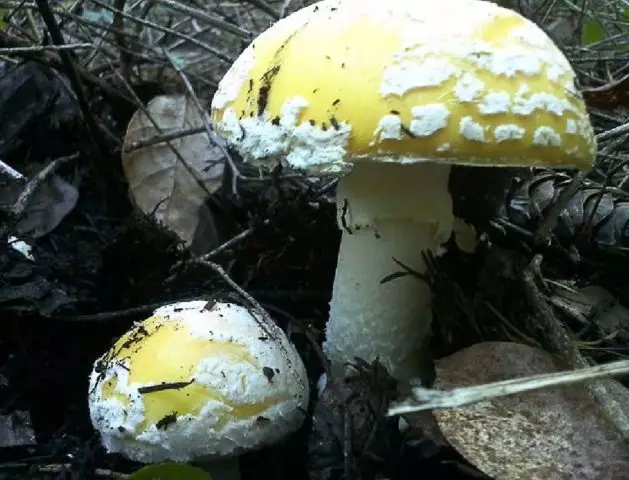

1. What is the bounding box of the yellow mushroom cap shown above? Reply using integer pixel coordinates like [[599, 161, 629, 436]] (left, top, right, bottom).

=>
[[210, 0, 596, 174], [88, 300, 309, 463]]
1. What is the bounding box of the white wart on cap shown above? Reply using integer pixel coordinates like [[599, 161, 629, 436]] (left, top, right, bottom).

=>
[[88, 300, 310, 463]]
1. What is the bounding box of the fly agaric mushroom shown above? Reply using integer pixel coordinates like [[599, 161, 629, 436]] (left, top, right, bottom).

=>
[[88, 300, 309, 464], [209, 0, 596, 379]]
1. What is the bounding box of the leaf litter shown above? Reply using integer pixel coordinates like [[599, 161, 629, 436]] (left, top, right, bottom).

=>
[[1, 0, 629, 479]]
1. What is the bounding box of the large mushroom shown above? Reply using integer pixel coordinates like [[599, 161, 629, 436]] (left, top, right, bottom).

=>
[[88, 300, 309, 465], [210, 0, 596, 379]]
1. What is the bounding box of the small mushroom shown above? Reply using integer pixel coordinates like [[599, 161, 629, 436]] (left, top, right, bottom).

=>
[[88, 300, 309, 464], [210, 0, 596, 379]]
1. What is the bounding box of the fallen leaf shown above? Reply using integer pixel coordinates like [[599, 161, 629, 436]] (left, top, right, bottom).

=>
[[582, 73, 629, 110], [122, 94, 224, 253], [433, 341, 629, 480], [581, 17, 607, 46], [15, 175, 79, 238], [0, 162, 79, 238]]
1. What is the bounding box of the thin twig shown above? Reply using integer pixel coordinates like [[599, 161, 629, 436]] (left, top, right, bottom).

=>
[[597, 121, 629, 142], [242, 0, 279, 19], [387, 358, 629, 415], [0, 153, 78, 238], [0, 159, 25, 180], [150, 0, 252, 38], [12, 153, 77, 220], [56, 300, 180, 322], [87, 0, 235, 64], [199, 260, 289, 349], [34, 0, 108, 159], [165, 48, 236, 194], [0, 30, 134, 105], [196, 225, 256, 261], [533, 169, 589, 244], [112, 0, 131, 80], [122, 126, 205, 153], [0, 42, 93, 53], [279, 0, 294, 18]]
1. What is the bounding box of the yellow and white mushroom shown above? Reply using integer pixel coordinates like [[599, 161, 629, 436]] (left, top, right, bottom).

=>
[[210, 0, 596, 379], [88, 300, 309, 464]]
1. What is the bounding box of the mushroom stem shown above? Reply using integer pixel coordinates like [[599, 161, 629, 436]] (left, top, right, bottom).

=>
[[323, 161, 454, 380]]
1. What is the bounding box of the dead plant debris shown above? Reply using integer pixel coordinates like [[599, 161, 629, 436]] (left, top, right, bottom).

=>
[[1, 0, 629, 479]]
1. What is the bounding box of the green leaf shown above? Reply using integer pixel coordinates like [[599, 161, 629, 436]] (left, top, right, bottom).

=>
[[581, 17, 607, 45], [128, 463, 213, 480], [0, 9, 7, 30]]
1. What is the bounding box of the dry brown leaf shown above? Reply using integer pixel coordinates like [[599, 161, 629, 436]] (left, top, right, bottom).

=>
[[15, 175, 79, 238], [122, 94, 224, 253], [582, 73, 629, 110], [0, 162, 79, 239], [433, 341, 629, 480]]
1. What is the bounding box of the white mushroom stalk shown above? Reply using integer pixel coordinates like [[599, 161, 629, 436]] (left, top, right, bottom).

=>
[[210, 0, 596, 380], [88, 300, 309, 464], [326, 161, 453, 379]]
